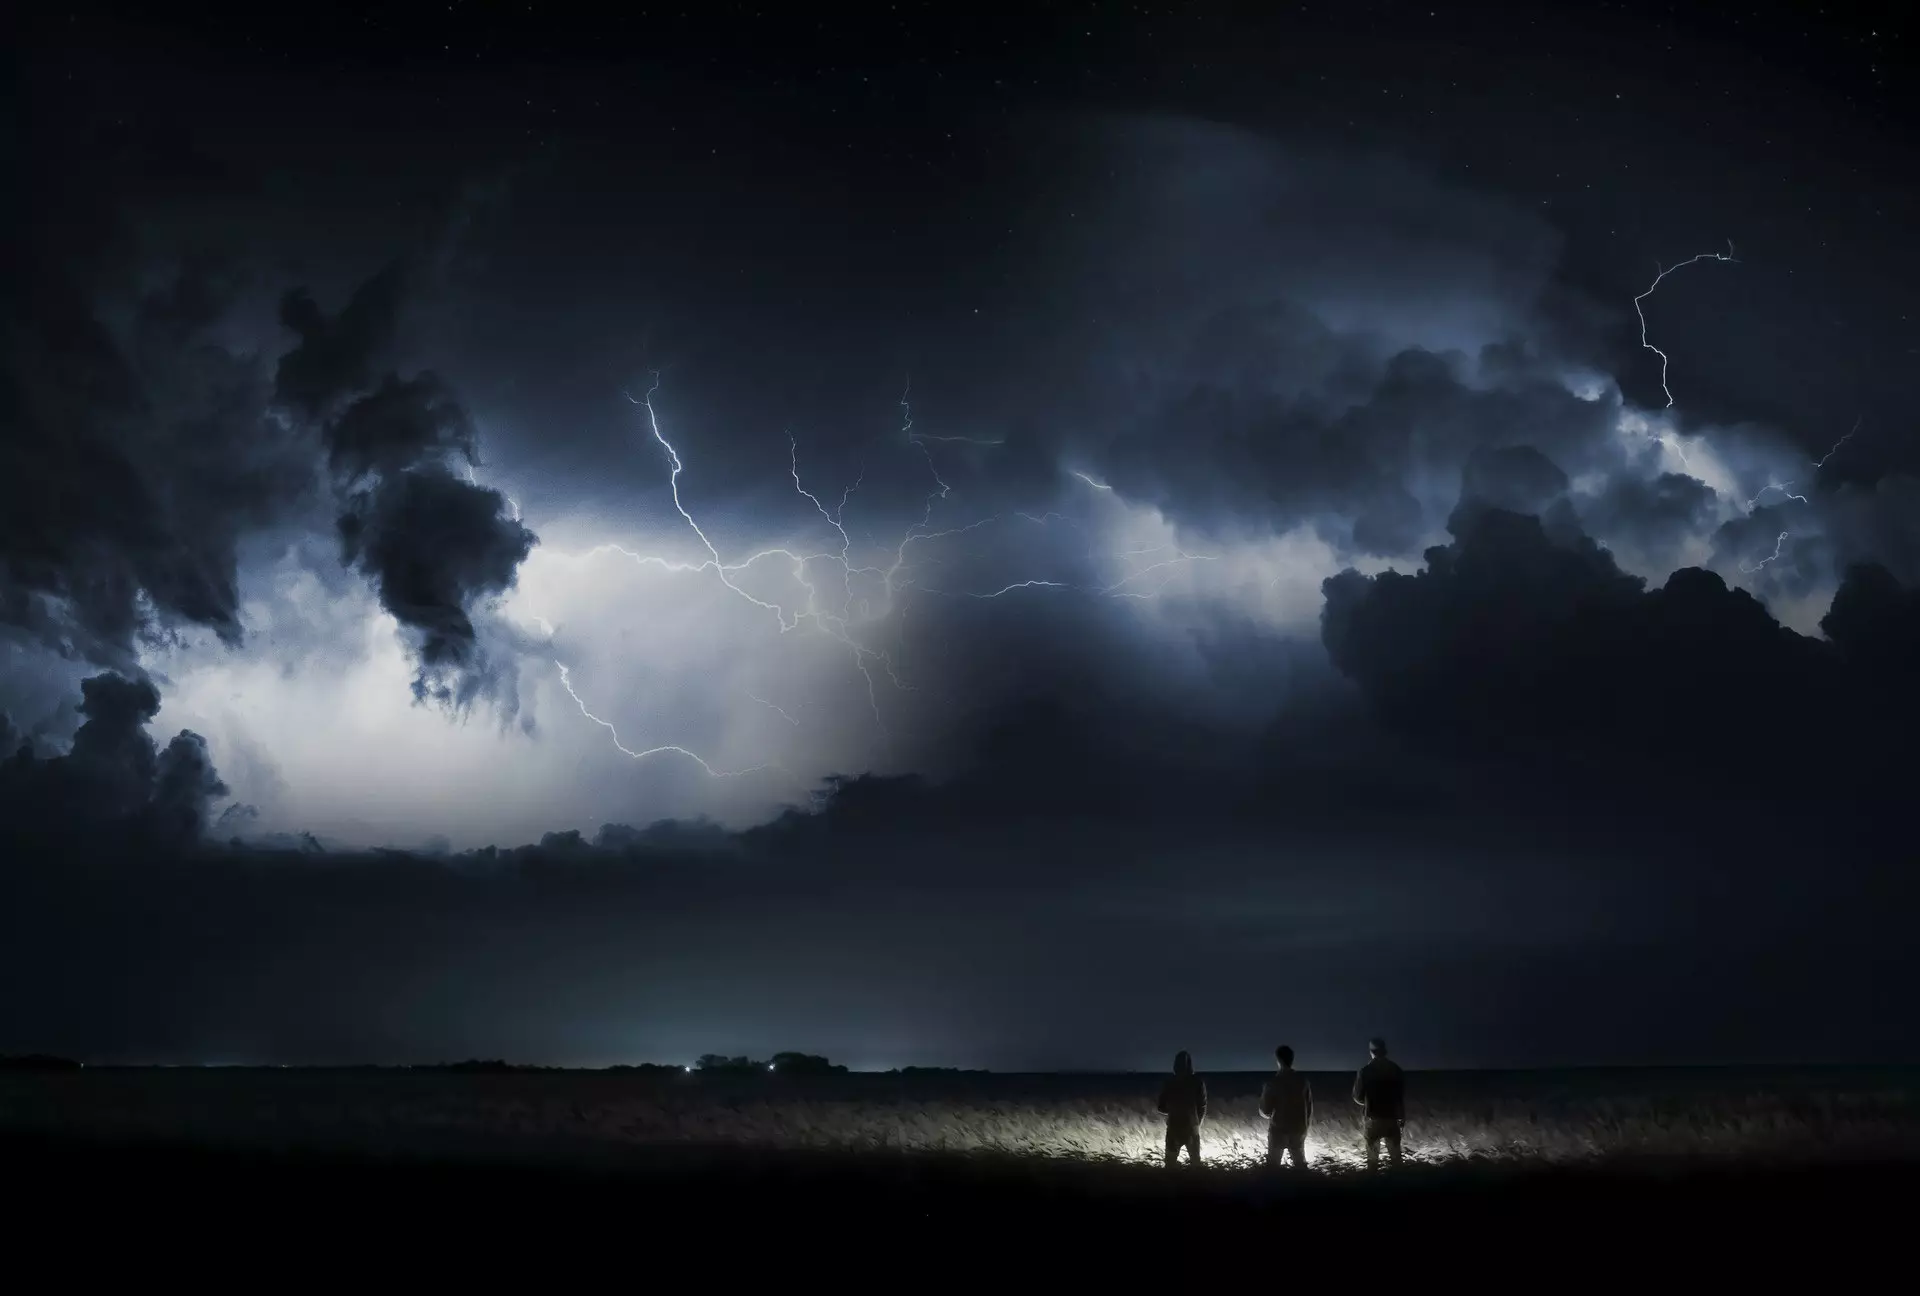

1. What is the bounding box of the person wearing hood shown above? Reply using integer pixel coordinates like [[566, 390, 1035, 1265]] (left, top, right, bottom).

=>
[[1156, 1050, 1208, 1167]]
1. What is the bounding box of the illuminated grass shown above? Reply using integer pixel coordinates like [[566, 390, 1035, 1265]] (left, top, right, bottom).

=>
[[3, 1073, 1916, 1171]]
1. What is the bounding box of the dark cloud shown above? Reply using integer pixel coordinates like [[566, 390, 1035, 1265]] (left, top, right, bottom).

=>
[[65, 674, 165, 818], [1320, 501, 1914, 814], [5, 20, 1916, 1072], [1821, 559, 1920, 687], [1576, 471, 1719, 558], [0, 100, 316, 669], [324, 373, 478, 483], [272, 264, 405, 419], [153, 730, 232, 842], [1054, 341, 1625, 555], [337, 466, 535, 709], [1821, 474, 1920, 589], [0, 672, 228, 846], [271, 265, 538, 712], [1458, 444, 1572, 518], [0, 255, 314, 667], [4, 676, 1912, 1067]]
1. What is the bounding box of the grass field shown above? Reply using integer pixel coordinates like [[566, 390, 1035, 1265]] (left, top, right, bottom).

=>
[[5, 1070, 1915, 1269], [4, 1067, 1915, 1172]]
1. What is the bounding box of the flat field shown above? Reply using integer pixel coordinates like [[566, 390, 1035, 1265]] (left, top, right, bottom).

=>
[[3, 1066, 1914, 1172], [5, 1068, 1916, 1266]]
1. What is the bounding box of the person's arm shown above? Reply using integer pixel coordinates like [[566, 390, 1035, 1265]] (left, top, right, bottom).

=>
[[1197, 1079, 1208, 1122], [1352, 1068, 1366, 1107], [1304, 1077, 1313, 1127], [1156, 1081, 1169, 1116], [1258, 1080, 1275, 1120]]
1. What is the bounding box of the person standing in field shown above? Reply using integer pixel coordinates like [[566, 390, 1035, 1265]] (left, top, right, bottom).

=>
[[1352, 1036, 1406, 1169], [1259, 1044, 1312, 1169], [1157, 1050, 1208, 1167]]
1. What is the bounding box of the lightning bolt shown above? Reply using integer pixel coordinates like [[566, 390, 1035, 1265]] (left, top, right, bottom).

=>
[[1100, 551, 1222, 599], [748, 693, 803, 726], [1741, 419, 1861, 510], [636, 379, 910, 734], [1625, 244, 1866, 579], [923, 579, 1073, 599], [1627, 241, 1738, 475], [1634, 240, 1737, 411], [915, 550, 1220, 601], [1745, 481, 1810, 510], [1812, 417, 1861, 470], [460, 461, 523, 521], [525, 375, 1222, 771], [555, 662, 782, 778], [1729, 420, 1863, 578], [1739, 532, 1790, 574], [625, 379, 810, 629]]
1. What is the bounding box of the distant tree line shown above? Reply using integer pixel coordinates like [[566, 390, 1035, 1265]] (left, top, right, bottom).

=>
[[698, 1052, 848, 1074], [0, 1055, 972, 1074], [408, 1054, 852, 1074]]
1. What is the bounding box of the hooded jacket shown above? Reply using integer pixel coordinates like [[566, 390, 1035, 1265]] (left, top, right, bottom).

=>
[[1156, 1051, 1208, 1130]]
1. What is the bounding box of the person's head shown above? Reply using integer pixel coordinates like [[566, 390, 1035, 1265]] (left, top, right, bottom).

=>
[[1368, 1037, 1388, 1059], [1274, 1045, 1295, 1070], [1173, 1050, 1193, 1076]]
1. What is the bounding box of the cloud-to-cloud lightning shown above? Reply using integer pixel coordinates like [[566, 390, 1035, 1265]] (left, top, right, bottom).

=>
[[1743, 418, 1863, 511], [518, 375, 1227, 773], [539, 377, 1015, 765]]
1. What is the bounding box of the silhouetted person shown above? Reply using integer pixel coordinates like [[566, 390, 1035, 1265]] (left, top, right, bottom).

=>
[[1259, 1044, 1312, 1169], [1156, 1050, 1207, 1167], [1352, 1037, 1405, 1169]]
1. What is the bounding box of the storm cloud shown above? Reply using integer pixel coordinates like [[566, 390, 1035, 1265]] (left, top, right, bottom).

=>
[[6, 2, 1917, 1073], [273, 265, 537, 714], [0, 248, 313, 672], [1, 671, 229, 846], [1320, 499, 1916, 813]]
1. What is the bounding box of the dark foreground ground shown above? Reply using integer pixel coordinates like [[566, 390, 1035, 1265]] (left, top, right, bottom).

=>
[[8, 1129, 1908, 1272]]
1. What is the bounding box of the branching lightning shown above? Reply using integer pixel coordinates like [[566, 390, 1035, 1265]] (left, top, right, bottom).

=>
[[525, 375, 1213, 773], [490, 237, 1856, 785], [1740, 421, 1862, 511]]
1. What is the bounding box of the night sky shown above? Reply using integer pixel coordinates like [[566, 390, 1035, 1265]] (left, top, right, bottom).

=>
[[4, 1, 1916, 1071]]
